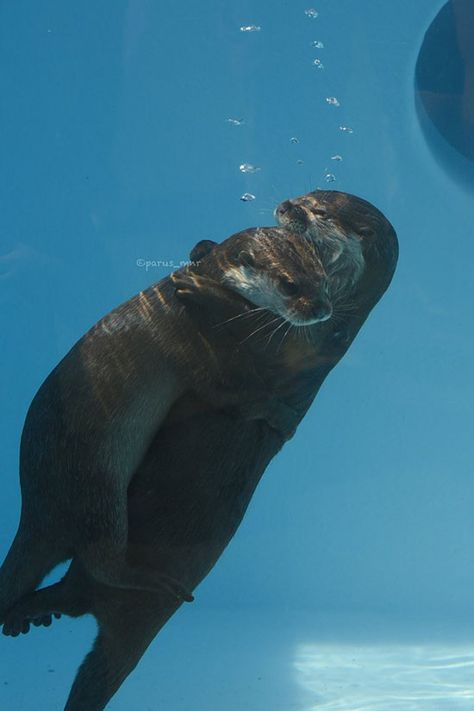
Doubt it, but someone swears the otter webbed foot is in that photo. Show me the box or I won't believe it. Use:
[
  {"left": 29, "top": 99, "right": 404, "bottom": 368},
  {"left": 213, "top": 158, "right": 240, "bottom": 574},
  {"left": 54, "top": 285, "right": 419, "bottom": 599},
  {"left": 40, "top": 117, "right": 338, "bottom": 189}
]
[{"left": 3, "top": 599, "right": 61, "bottom": 637}]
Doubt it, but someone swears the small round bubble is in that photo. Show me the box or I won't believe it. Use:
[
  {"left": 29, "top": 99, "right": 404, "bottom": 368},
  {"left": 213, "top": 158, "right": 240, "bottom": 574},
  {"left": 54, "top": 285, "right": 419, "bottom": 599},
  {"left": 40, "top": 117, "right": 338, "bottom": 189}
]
[
  {"left": 290, "top": 136, "right": 300, "bottom": 144},
  {"left": 326, "top": 97, "right": 340, "bottom": 107},
  {"left": 239, "top": 163, "right": 261, "bottom": 174},
  {"left": 240, "top": 192, "right": 256, "bottom": 202},
  {"left": 305, "top": 9, "right": 319, "bottom": 19},
  {"left": 324, "top": 173, "right": 336, "bottom": 183},
  {"left": 311, "top": 40, "right": 324, "bottom": 48},
  {"left": 313, "top": 59, "right": 324, "bottom": 69}
]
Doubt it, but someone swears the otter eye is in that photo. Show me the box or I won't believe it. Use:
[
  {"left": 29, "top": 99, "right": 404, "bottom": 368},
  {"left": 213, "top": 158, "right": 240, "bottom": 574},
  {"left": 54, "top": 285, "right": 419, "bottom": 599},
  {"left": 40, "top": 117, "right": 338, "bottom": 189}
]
[
  {"left": 358, "top": 226, "right": 375, "bottom": 238},
  {"left": 239, "top": 251, "right": 255, "bottom": 268},
  {"left": 313, "top": 208, "right": 327, "bottom": 218},
  {"left": 280, "top": 277, "right": 299, "bottom": 296}
]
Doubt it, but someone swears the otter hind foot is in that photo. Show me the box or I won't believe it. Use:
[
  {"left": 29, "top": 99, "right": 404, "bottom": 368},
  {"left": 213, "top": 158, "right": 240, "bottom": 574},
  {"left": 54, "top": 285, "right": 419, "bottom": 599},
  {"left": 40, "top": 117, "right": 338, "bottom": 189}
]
[{"left": 3, "top": 601, "right": 61, "bottom": 637}]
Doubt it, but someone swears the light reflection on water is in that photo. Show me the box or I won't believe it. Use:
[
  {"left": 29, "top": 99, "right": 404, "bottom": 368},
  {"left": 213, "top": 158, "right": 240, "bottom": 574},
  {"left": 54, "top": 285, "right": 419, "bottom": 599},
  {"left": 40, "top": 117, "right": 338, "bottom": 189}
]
[{"left": 294, "top": 643, "right": 474, "bottom": 709}]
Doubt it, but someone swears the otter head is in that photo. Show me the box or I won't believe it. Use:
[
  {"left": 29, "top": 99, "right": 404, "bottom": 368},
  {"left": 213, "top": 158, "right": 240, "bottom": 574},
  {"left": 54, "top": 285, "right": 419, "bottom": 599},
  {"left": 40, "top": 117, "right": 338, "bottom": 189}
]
[
  {"left": 218, "top": 229, "right": 332, "bottom": 326},
  {"left": 274, "top": 189, "right": 389, "bottom": 298}
]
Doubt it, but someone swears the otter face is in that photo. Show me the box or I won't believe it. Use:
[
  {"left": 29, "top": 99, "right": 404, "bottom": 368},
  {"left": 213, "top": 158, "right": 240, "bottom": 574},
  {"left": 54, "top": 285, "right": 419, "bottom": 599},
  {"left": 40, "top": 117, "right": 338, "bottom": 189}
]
[
  {"left": 274, "top": 190, "right": 367, "bottom": 296},
  {"left": 221, "top": 231, "right": 332, "bottom": 326}
]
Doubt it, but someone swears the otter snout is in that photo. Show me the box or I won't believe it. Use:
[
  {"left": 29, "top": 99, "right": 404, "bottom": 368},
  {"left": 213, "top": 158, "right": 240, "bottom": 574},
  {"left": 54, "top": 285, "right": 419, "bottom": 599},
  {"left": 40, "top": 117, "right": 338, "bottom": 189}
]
[
  {"left": 289, "top": 298, "right": 333, "bottom": 326},
  {"left": 310, "top": 301, "right": 333, "bottom": 323},
  {"left": 275, "top": 200, "right": 292, "bottom": 217},
  {"left": 274, "top": 201, "right": 309, "bottom": 232}
]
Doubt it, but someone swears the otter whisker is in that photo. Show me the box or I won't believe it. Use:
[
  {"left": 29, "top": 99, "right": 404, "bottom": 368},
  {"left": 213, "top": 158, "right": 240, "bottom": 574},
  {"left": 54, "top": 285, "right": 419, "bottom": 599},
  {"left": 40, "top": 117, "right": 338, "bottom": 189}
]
[
  {"left": 303, "top": 325, "right": 314, "bottom": 345},
  {"left": 276, "top": 322, "right": 293, "bottom": 354},
  {"left": 302, "top": 324, "right": 315, "bottom": 346},
  {"left": 332, "top": 302, "right": 358, "bottom": 314},
  {"left": 331, "top": 303, "right": 358, "bottom": 320},
  {"left": 265, "top": 317, "right": 287, "bottom": 349},
  {"left": 239, "top": 315, "right": 282, "bottom": 345},
  {"left": 329, "top": 312, "right": 350, "bottom": 328},
  {"left": 214, "top": 306, "right": 267, "bottom": 329},
  {"left": 293, "top": 324, "right": 306, "bottom": 345}
]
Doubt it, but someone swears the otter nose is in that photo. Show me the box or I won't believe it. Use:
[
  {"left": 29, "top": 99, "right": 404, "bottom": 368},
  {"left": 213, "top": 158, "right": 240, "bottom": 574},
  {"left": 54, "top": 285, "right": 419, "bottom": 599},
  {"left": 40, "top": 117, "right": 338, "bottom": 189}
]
[
  {"left": 276, "top": 200, "right": 292, "bottom": 216},
  {"left": 311, "top": 302, "right": 333, "bottom": 323}
]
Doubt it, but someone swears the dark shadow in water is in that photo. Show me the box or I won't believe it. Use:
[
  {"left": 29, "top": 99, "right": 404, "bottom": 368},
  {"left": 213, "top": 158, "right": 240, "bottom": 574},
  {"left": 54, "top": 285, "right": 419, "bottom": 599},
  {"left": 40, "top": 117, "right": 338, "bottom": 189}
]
[{"left": 415, "top": 0, "right": 474, "bottom": 189}]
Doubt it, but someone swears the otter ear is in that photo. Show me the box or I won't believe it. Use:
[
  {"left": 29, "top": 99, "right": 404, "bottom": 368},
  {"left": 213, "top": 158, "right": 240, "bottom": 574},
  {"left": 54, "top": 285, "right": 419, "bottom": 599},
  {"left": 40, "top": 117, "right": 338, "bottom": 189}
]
[{"left": 189, "top": 239, "right": 217, "bottom": 263}]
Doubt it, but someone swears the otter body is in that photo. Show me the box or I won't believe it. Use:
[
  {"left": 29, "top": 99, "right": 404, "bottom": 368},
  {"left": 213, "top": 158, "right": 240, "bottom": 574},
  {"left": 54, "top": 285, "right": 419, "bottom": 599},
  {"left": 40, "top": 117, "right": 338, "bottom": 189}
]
[
  {"left": 6, "top": 408, "right": 283, "bottom": 711},
  {"left": 0, "top": 225, "right": 331, "bottom": 623},
  {"left": 1, "top": 191, "right": 399, "bottom": 711}
]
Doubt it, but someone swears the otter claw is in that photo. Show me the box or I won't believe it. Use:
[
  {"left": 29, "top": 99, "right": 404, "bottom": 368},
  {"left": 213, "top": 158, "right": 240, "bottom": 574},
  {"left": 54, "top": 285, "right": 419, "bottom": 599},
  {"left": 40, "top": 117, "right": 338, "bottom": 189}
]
[{"left": 158, "top": 573, "right": 194, "bottom": 603}]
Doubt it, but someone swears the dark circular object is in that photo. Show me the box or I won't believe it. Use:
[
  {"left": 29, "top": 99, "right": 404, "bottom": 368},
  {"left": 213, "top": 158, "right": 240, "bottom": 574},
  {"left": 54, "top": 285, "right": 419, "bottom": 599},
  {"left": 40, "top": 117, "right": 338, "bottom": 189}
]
[{"left": 415, "top": 0, "right": 474, "bottom": 188}]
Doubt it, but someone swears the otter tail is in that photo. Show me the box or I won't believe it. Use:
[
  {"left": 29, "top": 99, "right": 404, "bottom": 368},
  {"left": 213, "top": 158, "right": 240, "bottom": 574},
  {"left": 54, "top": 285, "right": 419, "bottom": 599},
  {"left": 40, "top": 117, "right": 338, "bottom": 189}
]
[
  {"left": 0, "top": 522, "right": 66, "bottom": 623},
  {"left": 64, "top": 596, "right": 179, "bottom": 711}
]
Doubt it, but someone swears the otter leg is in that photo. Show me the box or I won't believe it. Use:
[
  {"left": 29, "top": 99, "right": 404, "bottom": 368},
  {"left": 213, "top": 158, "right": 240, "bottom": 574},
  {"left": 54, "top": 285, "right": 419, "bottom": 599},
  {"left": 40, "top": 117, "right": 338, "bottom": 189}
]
[
  {"left": 0, "top": 522, "right": 68, "bottom": 624},
  {"left": 79, "top": 543, "right": 194, "bottom": 603},
  {"left": 3, "top": 557, "right": 104, "bottom": 637},
  {"left": 75, "top": 494, "right": 193, "bottom": 603},
  {"left": 64, "top": 597, "right": 179, "bottom": 711}
]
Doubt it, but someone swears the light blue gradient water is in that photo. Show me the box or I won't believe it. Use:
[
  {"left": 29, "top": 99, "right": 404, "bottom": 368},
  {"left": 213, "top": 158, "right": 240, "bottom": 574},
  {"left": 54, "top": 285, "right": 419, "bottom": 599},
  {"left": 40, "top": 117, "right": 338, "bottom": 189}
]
[{"left": 1, "top": 1, "right": 473, "bottom": 708}]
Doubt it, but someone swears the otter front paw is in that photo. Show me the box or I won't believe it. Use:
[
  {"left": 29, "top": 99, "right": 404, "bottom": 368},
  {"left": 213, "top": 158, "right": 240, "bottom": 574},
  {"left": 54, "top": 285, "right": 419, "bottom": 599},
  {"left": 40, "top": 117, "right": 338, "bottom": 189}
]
[
  {"left": 171, "top": 270, "right": 248, "bottom": 324},
  {"left": 171, "top": 271, "right": 223, "bottom": 305}
]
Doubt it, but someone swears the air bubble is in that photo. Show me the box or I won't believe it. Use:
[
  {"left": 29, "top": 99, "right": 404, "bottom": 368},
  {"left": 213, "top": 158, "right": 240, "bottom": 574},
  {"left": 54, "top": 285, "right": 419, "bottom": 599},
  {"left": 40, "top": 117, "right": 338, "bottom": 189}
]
[
  {"left": 331, "top": 154, "right": 343, "bottom": 161},
  {"left": 311, "top": 40, "right": 324, "bottom": 48},
  {"left": 339, "top": 125, "right": 354, "bottom": 133},
  {"left": 313, "top": 59, "right": 324, "bottom": 69},
  {"left": 290, "top": 136, "right": 299, "bottom": 144},
  {"left": 296, "top": 159, "right": 304, "bottom": 165},
  {"left": 240, "top": 192, "right": 256, "bottom": 202},
  {"left": 326, "top": 97, "right": 340, "bottom": 107},
  {"left": 239, "top": 163, "right": 261, "bottom": 174},
  {"left": 227, "top": 117, "right": 245, "bottom": 126},
  {"left": 305, "top": 9, "right": 319, "bottom": 19},
  {"left": 324, "top": 173, "right": 336, "bottom": 183},
  {"left": 240, "top": 25, "right": 261, "bottom": 32}
]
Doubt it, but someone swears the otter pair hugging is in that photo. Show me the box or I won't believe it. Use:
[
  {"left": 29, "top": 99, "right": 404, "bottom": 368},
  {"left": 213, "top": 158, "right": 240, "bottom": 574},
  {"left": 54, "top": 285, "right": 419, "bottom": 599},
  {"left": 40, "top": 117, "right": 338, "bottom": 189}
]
[{"left": 0, "top": 190, "right": 398, "bottom": 710}]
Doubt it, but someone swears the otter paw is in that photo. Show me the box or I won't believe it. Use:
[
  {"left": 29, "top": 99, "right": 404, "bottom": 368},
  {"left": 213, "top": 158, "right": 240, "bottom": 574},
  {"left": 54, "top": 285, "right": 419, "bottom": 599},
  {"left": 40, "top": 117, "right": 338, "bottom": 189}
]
[
  {"left": 171, "top": 271, "right": 249, "bottom": 325},
  {"left": 2, "top": 611, "right": 31, "bottom": 637},
  {"left": 171, "top": 271, "right": 213, "bottom": 304},
  {"left": 2, "top": 608, "right": 61, "bottom": 637}
]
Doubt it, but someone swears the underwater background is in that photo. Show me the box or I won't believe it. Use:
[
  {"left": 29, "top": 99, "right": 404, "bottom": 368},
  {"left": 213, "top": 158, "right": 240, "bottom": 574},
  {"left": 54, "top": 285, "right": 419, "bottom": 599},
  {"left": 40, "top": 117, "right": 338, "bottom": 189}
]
[{"left": 1, "top": 0, "right": 474, "bottom": 708}]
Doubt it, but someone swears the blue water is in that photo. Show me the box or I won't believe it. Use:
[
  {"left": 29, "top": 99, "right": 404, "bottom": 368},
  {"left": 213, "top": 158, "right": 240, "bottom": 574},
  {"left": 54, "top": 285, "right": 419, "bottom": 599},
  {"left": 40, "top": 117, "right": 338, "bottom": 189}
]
[{"left": 1, "top": 1, "right": 474, "bottom": 708}]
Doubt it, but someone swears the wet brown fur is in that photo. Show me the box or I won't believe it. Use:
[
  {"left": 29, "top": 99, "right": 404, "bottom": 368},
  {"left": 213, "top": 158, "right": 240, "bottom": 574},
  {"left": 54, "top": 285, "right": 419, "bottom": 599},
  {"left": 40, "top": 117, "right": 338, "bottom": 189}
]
[{"left": 1, "top": 190, "right": 398, "bottom": 710}]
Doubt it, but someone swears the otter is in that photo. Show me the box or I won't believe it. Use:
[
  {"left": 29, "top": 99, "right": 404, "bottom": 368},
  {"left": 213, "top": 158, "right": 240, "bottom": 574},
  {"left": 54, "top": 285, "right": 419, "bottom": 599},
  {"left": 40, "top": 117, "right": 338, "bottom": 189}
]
[
  {"left": 275, "top": 189, "right": 392, "bottom": 300},
  {"left": 0, "top": 225, "right": 331, "bottom": 626},
  {"left": 3, "top": 410, "right": 286, "bottom": 711},
  {"left": 1, "top": 190, "right": 398, "bottom": 711}
]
